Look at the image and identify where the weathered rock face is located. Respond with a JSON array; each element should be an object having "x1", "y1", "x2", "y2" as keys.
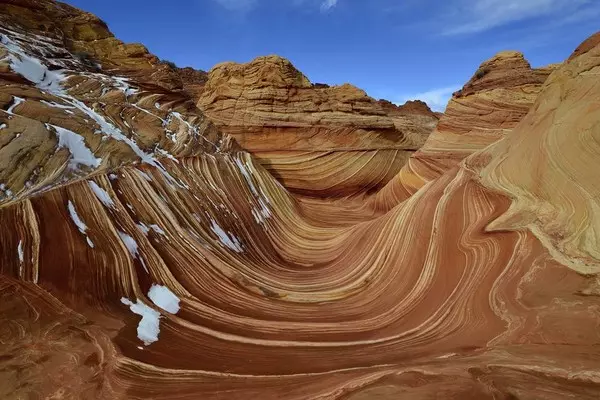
[
  {"x1": 0, "y1": 0, "x2": 226, "y2": 207},
  {"x1": 175, "y1": 66, "x2": 208, "y2": 99},
  {"x1": 0, "y1": 0, "x2": 210, "y2": 92},
  {"x1": 196, "y1": 55, "x2": 439, "y2": 197},
  {"x1": 568, "y1": 31, "x2": 600, "y2": 61},
  {"x1": 1, "y1": 1, "x2": 600, "y2": 399},
  {"x1": 369, "y1": 51, "x2": 558, "y2": 210}
]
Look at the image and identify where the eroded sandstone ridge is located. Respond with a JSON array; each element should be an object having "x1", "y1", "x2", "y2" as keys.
[
  {"x1": 1, "y1": 1, "x2": 600, "y2": 399},
  {"x1": 196, "y1": 55, "x2": 439, "y2": 197},
  {"x1": 369, "y1": 51, "x2": 559, "y2": 211}
]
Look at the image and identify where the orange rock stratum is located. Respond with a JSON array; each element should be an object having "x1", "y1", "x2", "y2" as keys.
[{"x1": 1, "y1": 1, "x2": 600, "y2": 399}]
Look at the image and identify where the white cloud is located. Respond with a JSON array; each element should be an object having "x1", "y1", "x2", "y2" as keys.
[
  {"x1": 443, "y1": 0, "x2": 593, "y2": 35},
  {"x1": 213, "y1": 0, "x2": 256, "y2": 11},
  {"x1": 396, "y1": 85, "x2": 461, "y2": 112},
  {"x1": 320, "y1": 0, "x2": 338, "y2": 12}
]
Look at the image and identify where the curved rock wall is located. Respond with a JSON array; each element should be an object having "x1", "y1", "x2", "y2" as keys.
[{"x1": 1, "y1": 1, "x2": 600, "y2": 399}]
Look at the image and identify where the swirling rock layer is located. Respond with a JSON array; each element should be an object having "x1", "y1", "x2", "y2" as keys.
[
  {"x1": 1, "y1": 1, "x2": 600, "y2": 399},
  {"x1": 196, "y1": 56, "x2": 439, "y2": 197},
  {"x1": 370, "y1": 51, "x2": 558, "y2": 211}
]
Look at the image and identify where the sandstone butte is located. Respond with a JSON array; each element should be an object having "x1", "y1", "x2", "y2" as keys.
[
  {"x1": 195, "y1": 55, "x2": 439, "y2": 198},
  {"x1": 1, "y1": 1, "x2": 600, "y2": 399}
]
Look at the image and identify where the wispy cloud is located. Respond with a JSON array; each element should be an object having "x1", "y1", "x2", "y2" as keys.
[
  {"x1": 213, "y1": 0, "x2": 340, "y2": 12},
  {"x1": 395, "y1": 85, "x2": 461, "y2": 112},
  {"x1": 320, "y1": 0, "x2": 338, "y2": 12},
  {"x1": 212, "y1": 0, "x2": 257, "y2": 11},
  {"x1": 442, "y1": 0, "x2": 595, "y2": 35}
]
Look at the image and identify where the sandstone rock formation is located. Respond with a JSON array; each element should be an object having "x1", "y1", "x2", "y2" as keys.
[
  {"x1": 196, "y1": 55, "x2": 440, "y2": 197},
  {"x1": 369, "y1": 51, "x2": 558, "y2": 211},
  {"x1": 1, "y1": 1, "x2": 600, "y2": 399}
]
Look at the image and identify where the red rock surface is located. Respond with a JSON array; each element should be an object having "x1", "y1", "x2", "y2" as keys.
[{"x1": 1, "y1": 1, "x2": 600, "y2": 399}]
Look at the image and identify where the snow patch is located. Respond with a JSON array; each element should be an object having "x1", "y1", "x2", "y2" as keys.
[
  {"x1": 120, "y1": 297, "x2": 160, "y2": 346},
  {"x1": 155, "y1": 147, "x2": 179, "y2": 163},
  {"x1": 235, "y1": 156, "x2": 258, "y2": 196},
  {"x1": 113, "y1": 77, "x2": 139, "y2": 97},
  {"x1": 118, "y1": 230, "x2": 148, "y2": 273},
  {"x1": 50, "y1": 124, "x2": 102, "y2": 170},
  {"x1": 67, "y1": 200, "x2": 87, "y2": 234},
  {"x1": 5, "y1": 96, "x2": 25, "y2": 115},
  {"x1": 136, "y1": 222, "x2": 165, "y2": 237},
  {"x1": 17, "y1": 240, "x2": 23, "y2": 264},
  {"x1": 0, "y1": 123, "x2": 6, "y2": 130},
  {"x1": 118, "y1": 230, "x2": 138, "y2": 258},
  {"x1": 68, "y1": 200, "x2": 94, "y2": 247},
  {"x1": 1, "y1": 33, "x2": 66, "y2": 92},
  {"x1": 137, "y1": 222, "x2": 150, "y2": 236},
  {"x1": 88, "y1": 181, "x2": 114, "y2": 208},
  {"x1": 210, "y1": 218, "x2": 243, "y2": 252},
  {"x1": 1, "y1": 32, "x2": 179, "y2": 184},
  {"x1": 148, "y1": 284, "x2": 180, "y2": 314},
  {"x1": 40, "y1": 99, "x2": 75, "y2": 110},
  {"x1": 132, "y1": 104, "x2": 164, "y2": 124},
  {"x1": 150, "y1": 224, "x2": 165, "y2": 235}
]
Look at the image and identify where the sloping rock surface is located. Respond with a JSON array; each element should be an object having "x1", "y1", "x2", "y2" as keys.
[
  {"x1": 369, "y1": 51, "x2": 558, "y2": 211},
  {"x1": 1, "y1": 1, "x2": 600, "y2": 399}
]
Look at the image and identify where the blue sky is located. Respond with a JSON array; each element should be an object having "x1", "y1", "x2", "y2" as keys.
[{"x1": 64, "y1": 0, "x2": 599, "y2": 110}]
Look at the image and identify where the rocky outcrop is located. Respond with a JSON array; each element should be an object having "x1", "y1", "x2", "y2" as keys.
[
  {"x1": 0, "y1": 0, "x2": 226, "y2": 206},
  {"x1": 196, "y1": 55, "x2": 440, "y2": 197},
  {"x1": 175, "y1": 66, "x2": 208, "y2": 99},
  {"x1": 568, "y1": 31, "x2": 600, "y2": 60},
  {"x1": 0, "y1": 0, "x2": 214, "y2": 94},
  {"x1": 1, "y1": 1, "x2": 600, "y2": 399},
  {"x1": 369, "y1": 51, "x2": 558, "y2": 210}
]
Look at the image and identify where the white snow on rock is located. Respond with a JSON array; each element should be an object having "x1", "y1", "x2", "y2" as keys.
[
  {"x1": 113, "y1": 76, "x2": 139, "y2": 97},
  {"x1": 150, "y1": 224, "x2": 165, "y2": 236},
  {"x1": 1, "y1": 33, "x2": 66, "y2": 92},
  {"x1": 1, "y1": 31, "x2": 179, "y2": 184},
  {"x1": 117, "y1": 230, "x2": 148, "y2": 273},
  {"x1": 155, "y1": 147, "x2": 179, "y2": 163},
  {"x1": 148, "y1": 284, "x2": 180, "y2": 314},
  {"x1": 0, "y1": 123, "x2": 6, "y2": 130},
  {"x1": 120, "y1": 297, "x2": 161, "y2": 346},
  {"x1": 17, "y1": 240, "x2": 23, "y2": 264},
  {"x1": 5, "y1": 96, "x2": 25, "y2": 115},
  {"x1": 235, "y1": 156, "x2": 258, "y2": 196},
  {"x1": 118, "y1": 230, "x2": 138, "y2": 257},
  {"x1": 67, "y1": 200, "x2": 95, "y2": 248},
  {"x1": 132, "y1": 104, "x2": 164, "y2": 124},
  {"x1": 136, "y1": 222, "x2": 150, "y2": 236},
  {"x1": 67, "y1": 200, "x2": 87, "y2": 234},
  {"x1": 88, "y1": 181, "x2": 114, "y2": 208},
  {"x1": 169, "y1": 111, "x2": 218, "y2": 148},
  {"x1": 50, "y1": 124, "x2": 102, "y2": 169},
  {"x1": 40, "y1": 99, "x2": 75, "y2": 110},
  {"x1": 210, "y1": 218, "x2": 243, "y2": 252},
  {"x1": 136, "y1": 222, "x2": 165, "y2": 237},
  {"x1": 0, "y1": 183, "x2": 13, "y2": 199}
]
